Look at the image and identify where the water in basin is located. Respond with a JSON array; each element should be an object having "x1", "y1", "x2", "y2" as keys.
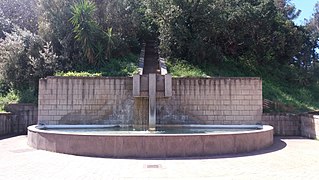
[{"x1": 42, "y1": 125, "x2": 262, "y2": 135}]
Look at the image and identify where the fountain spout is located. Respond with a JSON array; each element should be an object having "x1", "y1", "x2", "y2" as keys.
[{"x1": 148, "y1": 74, "x2": 156, "y2": 130}]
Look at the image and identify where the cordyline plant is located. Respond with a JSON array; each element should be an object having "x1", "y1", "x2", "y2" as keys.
[{"x1": 70, "y1": 0, "x2": 113, "y2": 65}]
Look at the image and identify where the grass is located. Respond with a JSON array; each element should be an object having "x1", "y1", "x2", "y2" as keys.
[
  {"x1": 262, "y1": 80, "x2": 317, "y2": 112},
  {"x1": 56, "y1": 53, "x2": 139, "y2": 77},
  {"x1": 100, "y1": 54, "x2": 139, "y2": 76},
  {"x1": 166, "y1": 59, "x2": 208, "y2": 77}
]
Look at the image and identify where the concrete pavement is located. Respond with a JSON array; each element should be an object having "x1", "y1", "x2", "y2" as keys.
[{"x1": 0, "y1": 135, "x2": 318, "y2": 180}]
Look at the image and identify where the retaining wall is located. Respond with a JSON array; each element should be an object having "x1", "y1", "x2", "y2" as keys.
[
  {"x1": 262, "y1": 113, "x2": 300, "y2": 136},
  {"x1": 262, "y1": 113, "x2": 319, "y2": 139},
  {"x1": 38, "y1": 76, "x2": 262, "y2": 125},
  {"x1": 5, "y1": 104, "x2": 38, "y2": 134},
  {"x1": 38, "y1": 77, "x2": 134, "y2": 125},
  {"x1": 0, "y1": 104, "x2": 38, "y2": 136},
  {"x1": 157, "y1": 78, "x2": 262, "y2": 125},
  {"x1": 301, "y1": 114, "x2": 319, "y2": 139},
  {"x1": 0, "y1": 113, "x2": 15, "y2": 136}
]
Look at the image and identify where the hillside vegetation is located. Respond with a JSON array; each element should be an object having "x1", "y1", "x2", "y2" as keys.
[
  {"x1": 0, "y1": 0, "x2": 319, "y2": 112},
  {"x1": 167, "y1": 59, "x2": 319, "y2": 112}
]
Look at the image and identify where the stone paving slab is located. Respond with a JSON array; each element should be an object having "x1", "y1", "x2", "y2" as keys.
[{"x1": 0, "y1": 136, "x2": 318, "y2": 180}]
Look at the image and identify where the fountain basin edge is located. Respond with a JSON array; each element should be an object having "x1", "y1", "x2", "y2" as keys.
[{"x1": 27, "y1": 125, "x2": 273, "y2": 158}]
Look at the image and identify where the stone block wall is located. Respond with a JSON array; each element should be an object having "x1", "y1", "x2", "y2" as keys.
[
  {"x1": 38, "y1": 77, "x2": 134, "y2": 125},
  {"x1": 262, "y1": 113, "x2": 319, "y2": 138},
  {"x1": 5, "y1": 103, "x2": 37, "y2": 134},
  {"x1": 262, "y1": 113, "x2": 300, "y2": 136},
  {"x1": 0, "y1": 113, "x2": 15, "y2": 136},
  {"x1": 38, "y1": 77, "x2": 262, "y2": 125},
  {"x1": 157, "y1": 78, "x2": 262, "y2": 125},
  {"x1": 301, "y1": 115, "x2": 319, "y2": 139}
]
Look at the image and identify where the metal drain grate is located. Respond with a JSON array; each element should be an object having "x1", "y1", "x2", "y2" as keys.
[{"x1": 144, "y1": 164, "x2": 162, "y2": 169}]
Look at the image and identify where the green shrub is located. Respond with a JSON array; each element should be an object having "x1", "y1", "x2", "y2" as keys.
[
  {"x1": 18, "y1": 88, "x2": 38, "y2": 104},
  {"x1": 0, "y1": 90, "x2": 19, "y2": 112},
  {"x1": 55, "y1": 71, "x2": 102, "y2": 77},
  {"x1": 0, "y1": 80, "x2": 10, "y2": 96}
]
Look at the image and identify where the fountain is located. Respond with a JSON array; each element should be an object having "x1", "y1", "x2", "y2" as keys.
[{"x1": 27, "y1": 41, "x2": 273, "y2": 158}]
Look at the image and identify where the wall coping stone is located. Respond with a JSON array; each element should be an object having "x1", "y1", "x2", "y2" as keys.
[
  {"x1": 263, "y1": 113, "x2": 298, "y2": 116},
  {"x1": 43, "y1": 76, "x2": 260, "y2": 80},
  {"x1": 6, "y1": 103, "x2": 37, "y2": 107},
  {"x1": 173, "y1": 77, "x2": 260, "y2": 80},
  {"x1": 43, "y1": 76, "x2": 133, "y2": 80},
  {"x1": 0, "y1": 112, "x2": 12, "y2": 115}
]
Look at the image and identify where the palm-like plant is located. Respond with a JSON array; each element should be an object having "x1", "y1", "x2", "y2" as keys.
[
  {"x1": 70, "y1": 0, "x2": 103, "y2": 64},
  {"x1": 105, "y1": 27, "x2": 113, "y2": 60}
]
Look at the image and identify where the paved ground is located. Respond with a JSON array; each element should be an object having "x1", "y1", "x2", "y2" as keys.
[{"x1": 0, "y1": 136, "x2": 318, "y2": 180}]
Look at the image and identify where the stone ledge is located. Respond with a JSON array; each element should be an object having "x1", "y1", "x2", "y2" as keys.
[{"x1": 28, "y1": 125, "x2": 273, "y2": 158}]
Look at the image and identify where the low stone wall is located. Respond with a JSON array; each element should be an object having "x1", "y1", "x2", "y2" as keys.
[
  {"x1": 301, "y1": 114, "x2": 319, "y2": 139},
  {"x1": 0, "y1": 104, "x2": 38, "y2": 136},
  {"x1": 262, "y1": 113, "x2": 300, "y2": 136},
  {"x1": 38, "y1": 77, "x2": 263, "y2": 125},
  {"x1": 5, "y1": 103, "x2": 38, "y2": 134},
  {"x1": 262, "y1": 113, "x2": 319, "y2": 139},
  {"x1": 0, "y1": 113, "x2": 15, "y2": 136},
  {"x1": 28, "y1": 125, "x2": 273, "y2": 158}
]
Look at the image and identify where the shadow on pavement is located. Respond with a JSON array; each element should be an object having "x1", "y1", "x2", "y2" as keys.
[
  {"x1": 206, "y1": 136, "x2": 288, "y2": 159},
  {"x1": 141, "y1": 136, "x2": 290, "y2": 160},
  {"x1": 0, "y1": 134, "x2": 21, "y2": 140}
]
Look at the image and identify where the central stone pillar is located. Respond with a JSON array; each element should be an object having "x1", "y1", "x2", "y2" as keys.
[
  {"x1": 148, "y1": 74, "x2": 156, "y2": 130},
  {"x1": 133, "y1": 74, "x2": 172, "y2": 130}
]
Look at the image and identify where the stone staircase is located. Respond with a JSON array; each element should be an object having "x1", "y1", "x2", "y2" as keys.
[
  {"x1": 142, "y1": 40, "x2": 160, "y2": 74},
  {"x1": 133, "y1": 40, "x2": 172, "y2": 129}
]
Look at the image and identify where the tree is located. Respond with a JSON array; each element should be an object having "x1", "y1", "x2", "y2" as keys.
[
  {"x1": 304, "y1": 2, "x2": 319, "y2": 68},
  {"x1": 37, "y1": 0, "x2": 82, "y2": 70},
  {"x1": 0, "y1": 0, "x2": 38, "y2": 33},
  {"x1": 0, "y1": 26, "x2": 57, "y2": 92},
  {"x1": 274, "y1": 0, "x2": 301, "y2": 20},
  {"x1": 37, "y1": 0, "x2": 145, "y2": 69},
  {"x1": 144, "y1": 0, "x2": 313, "y2": 71}
]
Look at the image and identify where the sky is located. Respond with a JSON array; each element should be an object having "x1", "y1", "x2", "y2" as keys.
[{"x1": 291, "y1": 0, "x2": 318, "y2": 25}]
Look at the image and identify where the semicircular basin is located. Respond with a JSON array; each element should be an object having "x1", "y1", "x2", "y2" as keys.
[{"x1": 27, "y1": 125, "x2": 273, "y2": 158}]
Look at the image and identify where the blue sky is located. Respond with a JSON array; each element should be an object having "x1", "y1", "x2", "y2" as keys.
[{"x1": 291, "y1": 0, "x2": 318, "y2": 25}]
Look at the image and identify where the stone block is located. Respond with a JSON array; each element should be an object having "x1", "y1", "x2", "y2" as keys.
[
  {"x1": 226, "y1": 116, "x2": 234, "y2": 121},
  {"x1": 143, "y1": 136, "x2": 166, "y2": 158},
  {"x1": 133, "y1": 74, "x2": 140, "y2": 97},
  {"x1": 165, "y1": 136, "x2": 186, "y2": 157},
  {"x1": 48, "y1": 111, "x2": 56, "y2": 116},
  {"x1": 165, "y1": 74, "x2": 172, "y2": 97},
  {"x1": 52, "y1": 116, "x2": 62, "y2": 121}
]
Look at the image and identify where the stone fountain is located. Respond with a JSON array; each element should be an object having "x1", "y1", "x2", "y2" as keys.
[{"x1": 27, "y1": 41, "x2": 273, "y2": 158}]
